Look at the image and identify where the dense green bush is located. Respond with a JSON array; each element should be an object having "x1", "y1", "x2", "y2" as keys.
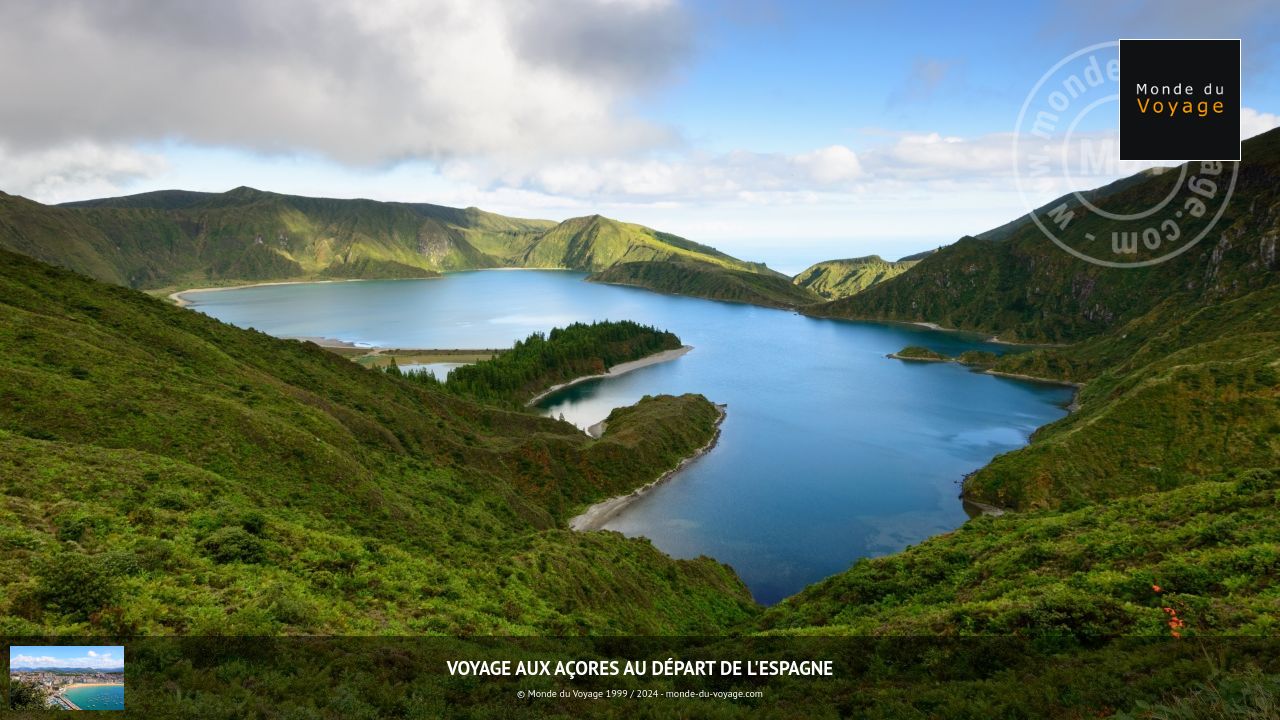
[
  {"x1": 9, "y1": 678, "x2": 49, "y2": 710},
  {"x1": 199, "y1": 526, "x2": 267, "y2": 564},
  {"x1": 35, "y1": 551, "x2": 119, "y2": 620}
]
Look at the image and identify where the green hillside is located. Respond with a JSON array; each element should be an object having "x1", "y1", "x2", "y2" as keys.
[
  {"x1": 792, "y1": 255, "x2": 917, "y2": 300},
  {"x1": 516, "y1": 214, "x2": 765, "y2": 273},
  {"x1": 805, "y1": 129, "x2": 1280, "y2": 344},
  {"x1": 589, "y1": 260, "x2": 819, "y2": 308},
  {"x1": 965, "y1": 284, "x2": 1280, "y2": 510},
  {"x1": 0, "y1": 247, "x2": 755, "y2": 635},
  {"x1": 0, "y1": 188, "x2": 775, "y2": 293},
  {"x1": 762, "y1": 467, "x2": 1280, "y2": 637}
]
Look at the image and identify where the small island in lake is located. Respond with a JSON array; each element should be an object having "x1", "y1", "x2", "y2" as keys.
[{"x1": 887, "y1": 345, "x2": 951, "y2": 362}]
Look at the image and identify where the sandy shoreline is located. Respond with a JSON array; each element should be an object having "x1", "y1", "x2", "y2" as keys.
[
  {"x1": 569, "y1": 404, "x2": 726, "y2": 532},
  {"x1": 167, "y1": 275, "x2": 448, "y2": 308},
  {"x1": 168, "y1": 278, "x2": 370, "y2": 307},
  {"x1": 526, "y1": 345, "x2": 693, "y2": 406}
]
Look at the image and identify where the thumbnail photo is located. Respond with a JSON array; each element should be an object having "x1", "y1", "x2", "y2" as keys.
[{"x1": 8, "y1": 646, "x2": 125, "y2": 711}]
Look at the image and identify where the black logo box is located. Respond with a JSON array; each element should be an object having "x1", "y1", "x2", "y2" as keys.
[{"x1": 1120, "y1": 39, "x2": 1241, "y2": 161}]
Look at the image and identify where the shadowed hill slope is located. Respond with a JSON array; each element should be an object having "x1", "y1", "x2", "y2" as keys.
[{"x1": 0, "y1": 247, "x2": 755, "y2": 635}]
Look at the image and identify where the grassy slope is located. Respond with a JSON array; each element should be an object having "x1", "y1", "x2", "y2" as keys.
[
  {"x1": 967, "y1": 286, "x2": 1280, "y2": 510},
  {"x1": 761, "y1": 467, "x2": 1280, "y2": 636},
  {"x1": 589, "y1": 260, "x2": 820, "y2": 308},
  {"x1": 0, "y1": 248, "x2": 755, "y2": 635},
  {"x1": 792, "y1": 255, "x2": 917, "y2": 300},
  {"x1": 0, "y1": 188, "x2": 784, "y2": 295},
  {"x1": 519, "y1": 215, "x2": 764, "y2": 273},
  {"x1": 0, "y1": 192, "x2": 196, "y2": 287}
]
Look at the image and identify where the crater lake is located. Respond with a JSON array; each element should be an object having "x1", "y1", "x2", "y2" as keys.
[{"x1": 181, "y1": 271, "x2": 1073, "y2": 604}]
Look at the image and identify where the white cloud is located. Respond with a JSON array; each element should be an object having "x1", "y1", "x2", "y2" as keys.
[
  {"x1": 0, "y1": 141, "x2": 168, "y2": 204},
  {"x1": 863, "y1": 132, "x2": 1013, "y2": 178},
  {"x1": 0, "y1": 0, "x2": 690, "y2": 166},
  {"x1": 1242, "y1": 108, "x2": 1280, "y2": 139},
  {"x1": 10, "y1": 655, "x2": 58, "y2": 666},
  {"x1": 792, "y1": 146, "x2": 863, "y2": 183},
  {"x1": 11, "y1": 651, "x2": 120, "y2": 669},
  {"x1": 443, "y1": 144, "x2": 866, "y2": 202}
]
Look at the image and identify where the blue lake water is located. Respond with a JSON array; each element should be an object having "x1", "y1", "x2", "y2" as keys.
[
  {"x1": 183, "y1": 271, "x2": 1072, "y2": 604},
  {"x1": 62, "y1": 684, "x2": 125, "y2": 711}
]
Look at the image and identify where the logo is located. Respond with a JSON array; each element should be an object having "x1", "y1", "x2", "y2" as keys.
[
  {"x1": 1013, "y1": 41, "x2": 1238, "y2": 268},
  {"x1": 1120, "y1": 39, "x2": 1240, "y2": 161}
]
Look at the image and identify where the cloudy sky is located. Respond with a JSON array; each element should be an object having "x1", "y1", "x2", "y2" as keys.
[
  {"x1": 1, "y1": 0, "x2": 1278, "y2": 272},
  {"x1": 9, "y1": 645, "x2": 123, "y2": 670}
]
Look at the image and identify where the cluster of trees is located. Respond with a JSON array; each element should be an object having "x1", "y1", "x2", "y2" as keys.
[
  {"x1": 396, "y1": 320, "x2": 680, "y2": 406},
  {"x1": 9, "y1": 678, "x2": 49, "y2": 710}
]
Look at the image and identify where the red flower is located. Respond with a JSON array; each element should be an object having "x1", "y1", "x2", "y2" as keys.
[{"x1": 1152, "y1": 584, "x2": 1162, "y2": 593}]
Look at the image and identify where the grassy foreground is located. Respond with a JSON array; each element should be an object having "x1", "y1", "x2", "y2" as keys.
[{"x1": 0, "y1": 248, "x2": 754, "y2": 636}]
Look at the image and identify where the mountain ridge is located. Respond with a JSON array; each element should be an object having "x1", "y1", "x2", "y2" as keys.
[{"x1": 0, "y1": 187, "x2": 768, "y2": 292}]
